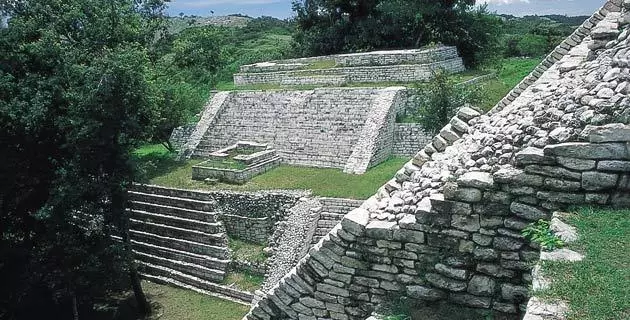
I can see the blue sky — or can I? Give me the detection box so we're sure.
[166,0,604,19]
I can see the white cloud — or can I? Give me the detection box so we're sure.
[481,0,530,4]
[171,0,283,8]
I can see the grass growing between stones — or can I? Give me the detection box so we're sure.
[537,207,630,319]
[142,146,409,199]
[229,237,267,264]
[141,281,249,320]
[223,271,265,293]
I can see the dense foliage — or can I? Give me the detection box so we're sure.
[410,71,480,133]
[0,0,170,318]
[500,14,585,58]
[291,0,502,67]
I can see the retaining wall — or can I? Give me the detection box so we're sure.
[189,88,407,174]
[244,2,630,318]
[393,124,433,157]
[240,46,460,73]
[234,58,465,87]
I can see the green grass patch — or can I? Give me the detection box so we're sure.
[148,156,409,199]
[229,237,267,264]
[142,281,249,320]
[223,271,265,293]
[537,207,630,320]
[306,59,338,70]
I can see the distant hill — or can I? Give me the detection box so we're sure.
[168,15,254,33]
[498,14,590,27]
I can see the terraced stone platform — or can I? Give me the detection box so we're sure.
[128,185,255,304]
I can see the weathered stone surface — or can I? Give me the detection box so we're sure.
[515,147,555,165]
[598,160,630,171]
[582,171,619,191]
[467,275,496,296]
[425,273,467,292]
[494,167,544,187]
[524,165,581,180]
[523,297,569,320]
[450,293,492,308]
[540,248,584,262]
[493,237,524,251]
[587,123,630,142]
[501,284,529,302]
[443,184,483,203]
[457,172,495,189]
[451,214,481,232]
[476,263,515,278]
[536,191,585,203]
[435,263,468,280]
[341,208,370,236]
[510,202,548,221]
[556,157,596,171]
[544,143,628,159]
[406,285,446,301]
[550,217,578,242]
[457,106,481,121]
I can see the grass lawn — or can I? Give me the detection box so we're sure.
[229,238,267,264]
[475,57,541,111]
[142,281,250,320]
[139,144,409,199]
[223,271,265,293]
[537,207,630,319]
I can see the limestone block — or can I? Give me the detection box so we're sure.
[510,202,548,221]
[425,273,467,292]
[457,172,495,189]
[444,183,483,203]
[515,147,555,166]
[457,106,481,121]
[435,263,468,280]
[597,160,630,171]
[540,249,584,262]
[582,171,619,190]
[406,285,446,301]
[544,142,628,159]
[440,124,462,143]
[556,157,596,170]
[587,123,630,142]
[501,283,529,302]
[450,293,492,308]
[451,214,481,232]
[467,275,496,296]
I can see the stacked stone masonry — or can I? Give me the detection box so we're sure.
[244,2,630,319]
[187,88,409,174]
[393,124,434,157]
[241,47,460,72]
[312,198,365,244]
[235,47,464,87]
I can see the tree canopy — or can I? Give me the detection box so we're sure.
[291,0,502,67]
[0,0,169,318]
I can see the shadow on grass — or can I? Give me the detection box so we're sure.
[132,144,189,184]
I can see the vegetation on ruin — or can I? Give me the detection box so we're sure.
[229,238,267,264]
[136,144,409,199]
[223,271,265,293]
[522,219,564,251]
[140,281,249,320]
[536,207,630,319]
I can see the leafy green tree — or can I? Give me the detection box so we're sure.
[412,70,480,134]
[291,0,500,67]
[0,0,169,318]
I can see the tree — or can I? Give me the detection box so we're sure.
[0,0,168,318]
[291,0,501,67]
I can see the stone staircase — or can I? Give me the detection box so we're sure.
[127,185,254,303]
[312,197,363,243]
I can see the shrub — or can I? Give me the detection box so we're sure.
[410,70,481,134]
[522,219,564,250]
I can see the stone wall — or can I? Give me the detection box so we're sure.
[190,88,405,172]
[313,197,365,244]
[243,2,630,319]
[240,46,460,72]
[169,124,196,151]
[234,58,465,87]
[393,124,433,157]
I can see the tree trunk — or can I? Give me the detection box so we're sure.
[72,293,79,320]
[129,265,151,316]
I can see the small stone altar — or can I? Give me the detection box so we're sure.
[192,141,280,184]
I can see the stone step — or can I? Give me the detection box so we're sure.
[132,184,213,201]
[128,191,214,212]
[129,230,229,259]
[139,263,255,304]
[130,219,226,246]
[129,209,224,234]
[134,251,226,283]
[130,201,218,222]
[131,239,229,271]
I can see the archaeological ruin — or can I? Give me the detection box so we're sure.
[129,1,630,319]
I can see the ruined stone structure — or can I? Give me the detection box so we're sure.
[179,87,421,174]
[234,46,465,87]
[242,1,630,319]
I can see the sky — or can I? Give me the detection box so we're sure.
[165,0,605,19]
